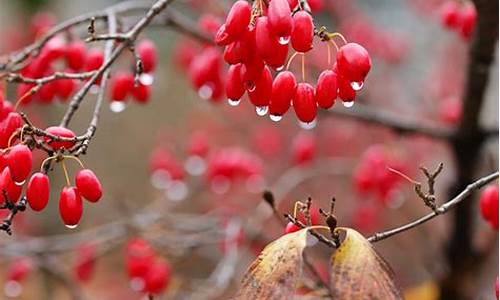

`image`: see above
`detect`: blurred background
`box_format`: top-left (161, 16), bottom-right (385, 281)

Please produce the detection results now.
top-left (0, 0), bottom-right (497, 299)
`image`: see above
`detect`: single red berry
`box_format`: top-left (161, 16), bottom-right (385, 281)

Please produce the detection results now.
top-left (459, 3), bottom-right (477, 40)
top-left (110, 72), bottom-right (134, 101)
top-left (59, 186), bottom-right (83, 227)
top-left (132, 83), bottom-right (151, 104)
top-left (7, 258), bottom-right (32, 283)
top-left (291, 11), bottom-right (314, 53)
top-left (269, 71), bottom-right (296, 117)
top-left (26, 172), bottom-right (50, 211)
top-left (214, 24), bottom-right (236, 46)
top-left (137, 39), bottom-right (157, 73)
top-left (66, 40), bottom-right (87, 71)
top-left (292, 82), bottom-right (317, 123)
top-left (336, 43), bottom-right (371, 83)
top-left (440, 1), bottom-right (461, 29)
top-left (248, 66), bottom-right (273, 108)
top-left (224, 0), bottom-right (251, 38)
top-left (37, 81), bottom-right (57, 104)
top-left (284, 222), bottom-right (300, 234)
top-left (54, 77), bottom-right (76, 100)
top-left (75, 169), bottom-right (103, 203)
top-left (479, 185), bottom-right (499, 230)
top-left (337, 74), bottom-right (356, 103)
top-left (84, 48), bottom-right (104, 72)
top-left (226, 64), bottom-right (246, 101)
top-left (7, 144), bottom-right (32, 183)
top-left (255, 16), bottom-right (288, 69)
top-left (125, 238), bottom-right (155, 279)
top-left (0, 112), bottom-right (22, 148)
top-left (45, 126), bottom-right (76, 150)
top-left (0, 167), bottom-right (22, 204)
top-left (268, 0), bottom-right (293, 41)
top-left (144, 260), bottom-right (171, 295)
top-left (315, 70), bottom-right (338, 109)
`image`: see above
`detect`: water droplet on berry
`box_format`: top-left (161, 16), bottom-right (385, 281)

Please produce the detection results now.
top-left (139, 73), bottom-right (154, 86)
top-left (184, 155), bottom-right (206, 176)
top-left (198, 84), bottom-right (214, 100)
top-left (256, 106), bottom-right (269, 116)
top-left (14, 180), bottom-right (26, 186)
top-left (110, 101), bottom-right (127, 113)
top-left (343, 101), bottom-right (354, 108)
top-left (350, 81), bottom-right (364, 91)
top-left (150, 169), bottom-right (172, 189)
top-left (211, 176), bottom-right (231, 194)
top-left (270, 114), bottom-right (283, 122)
top-left (299, 119), bottom-right (317, 130)
top-left (4, 280), bottom-right (22, 298)
top-left (227, 98), bottom-right (241, 106)
top-left (278, 35), bottom-right (291, 45)
top-left (130, 277), bottom-right (145, 292)
top-left (65, 224), bottom-right (79, 229)
top-left (276, 65), bottom-right (285, 72)
top-left (166, 180), bottom-right (188, 201)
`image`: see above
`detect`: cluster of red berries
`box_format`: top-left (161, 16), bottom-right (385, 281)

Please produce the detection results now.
top-left (0, 122), bottom-right (102, 228)
top-left (16, 37), bottom-right (104, 105)
top-left (353, 145), bottom-right (407, 204)
top-left (440, 1), bottom-right (477, 40)
top-left (479, 184), bottom-right (498, 230)
top-left (125, 238), bottom-right (171, 296)
top-left (108, 39), bottom-right (157, 111)
top-left (215, 0), bottom-right (371, 124)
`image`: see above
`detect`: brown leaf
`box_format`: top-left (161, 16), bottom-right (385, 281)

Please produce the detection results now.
top-left (330, 227), bottom-right (403, 300)
top-left (234, 229), bottom-right (309, 300)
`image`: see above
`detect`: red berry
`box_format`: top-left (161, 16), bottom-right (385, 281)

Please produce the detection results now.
top-left (224, 0), bottom-right (251, 38)
top-left (241, 53), bottom-right (265, 84)
top-left (337, 74), bottom-right (356, 103)
top-left (0, 112), bottom-right (22, 148)
top-left (315, 70), bottom-right (338, 109)
top-left (75, 169), bottom-right (103, 203)
top-left (44, 126), bottom-right (76, 150)
top-left (292, 82), bottom-right (316, 123)
top-left (7, 258), bottom-right (32, 282)
top-left (84, 48), bottom-right (104, 72)
top-left (132, 83), bottom-right (151, 104)
top-left (226, 64), bottom-right (245, 101)
top-left (248, 66), bottom-right (273, 108)
top-left (269, 71), bottom-right (296, 117)
top-left (440, 1), bottom-right (461, 29)
top-left (144, 261), bottom-right (171, 295)
top-left (54, 77), bottom-right (76, 100)
top-left (291, 11), bottom-right (314, 53)
top-left (110, 72), bottom-right (134, 101)
top-left (479, 185), bottom-right (499, 230)
top-left (125, 238), bottom-right (155, 279)
top-left (26, 172), bottom-right (50, 211)
top-left (284, 221), bottom-right (300, 234)
top-left (459, 3), bottom-right (477, 40)
top-left (336, 43), bottom-right (371, 83)
top-left (59, 186), bottom-right (83, 227)
top-left (268, 0), bottom-right (293, 41)
top-left (137, 40), bottom-right (157, 73)
top-left (66, 40), bottom-right (87, 71)
top-left (37, 81), bottom-right (57, 104)
top-left (0, 167), bottom-right (22, 204)
top-left (214, 24), bottom-right (236, 46)
top-left (255, 16), bottom-right (289, 69)
top-left (7, 144), bottom-right (32, 183)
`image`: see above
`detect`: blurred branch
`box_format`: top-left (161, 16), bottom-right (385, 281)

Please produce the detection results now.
top-left (368, 171), bottom-right (498, 243)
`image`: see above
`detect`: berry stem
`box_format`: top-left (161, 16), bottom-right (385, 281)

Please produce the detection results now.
top-left (301, 53), bottom-right (305, 82)
top-left (40, 156), bottom-right (57, 172)
top-left (63, 155), bottom-right (86, 169)
top-left (61, 160), bottom-right (71, 187)
top-left (13, 86), bottom-right (38, 111)
top-left (286, 51), bottom-right (300, 70)
top-left (328, 32), bottom-right (347, 45)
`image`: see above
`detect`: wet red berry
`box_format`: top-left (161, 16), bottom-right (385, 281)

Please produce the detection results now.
top-left (479, 185), bottom-right (498, 230)
top-left (0, 112), bottom-right (22, 148)
top-left (132, 83), bottom-right (151, 104)
top-left (45, 126), bottom-right (76, 150)
top-left (59, 186), bottom-right (83, 227)
top-left (75, 169), bottom-right (103, 203)
top-left (66, 40), bottom-right (87, 71)
top-left (137, 39), bottom-right (157, 73)
top-left (255, 17), bottom-right (288, 69)
top-left (110, 72), bottom-right (134, 101)
top-left (248, 66), bottom-right (273, 108)
top-left (226, 64), bottom-right (245, 101)
top-left (336, 43), bottom-right (371, 83)
top-left (0, 167), bottom-right (22, 204)
top-left (315, 70), bottom-right (338, 109)
top-left (26, 172), bottom-right (50, 211)
top-left (268, 0), bottom-right (293, 41)
top-left (7, 144), bottom-right (32, 183)
top-left (224, 0), bottom-right (251, 38)
top-left (291, 11), bottom-right (314, 53)
top-left (269, 71), bottom-right (296, 117)
top-left (144, 260), bottom-right (171, 295)
top-left (292, 82), bottom-right (316, 123)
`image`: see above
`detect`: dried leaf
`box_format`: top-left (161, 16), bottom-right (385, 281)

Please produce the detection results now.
top-left (234, 229), bottom-right (309, 300)
top-left (330, 227), bottom-right (403, 300)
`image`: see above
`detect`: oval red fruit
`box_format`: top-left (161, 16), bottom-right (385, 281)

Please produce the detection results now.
top-left (479, 185), bottom-right (499, 230)
top-left (248, 66), bottom-right (273, 107)
top-left (268, 0), bottom-right (293, 40)
top-left (110, 72), bottom-right (134, 101)
top-left (336, 42), bottom-right (371, 83)
top-left (0, 167), bottom-right (22, 204)
top-left (66, 40), bottom-right (87, 71)
top-left (75, 169), bottom-right (103, 203)
top-left (315, 70), bottom-right (337, 109)
top-left (291, 11), bottom-right (314, 53)
top-left (226, 64), bottom-right (245, 101)
top-left (59, 186), bottom-right (83, 227)
top-left (292, 82), bottom-right (316, 123)
top-left (7, 144), bottom-right (32, 183)
top-left (26, 172), bottom-right (50, 211)
top-left (225, 0), bottom-right (251, 38)
top-left (132, 83), bottom-right (151, 104)
top-left (45, 126), bottom-right (76, 150)
top-left (144, 261), bottom-right (171, 295)
top-left (137, 40), bottom-right (157, 73)
top-left (269, 71), bottom-right (296, 117)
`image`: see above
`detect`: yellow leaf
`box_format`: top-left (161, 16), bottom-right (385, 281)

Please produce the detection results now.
top-left (234, 229), bottom-right (309, 300)
top-left (404, 280), bottom-right (439, 300)
top-left (330, 227), bottom-right (403, 300)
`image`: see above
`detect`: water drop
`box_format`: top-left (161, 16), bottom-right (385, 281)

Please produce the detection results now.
top-left (227, 98), bottom-right (241, 107)
top-left (211, 176), bottom-right (231, 194)
top-left (278, 35), bottom-right (291, 45)
top-left (139, 73), bottom-right (154, 86)
top-left (65, 224), bottom-right (79, 229)
top-left (184, 156), bottom-right (206, 176)
top-left (110, 101), bottom-right (127, 113)
top-left (198, 84), bottom-right (214, 100)
top-left (130, 278), bottom-right (145, 292)
top-left (275, 65), bottom-right (285, 72)
top-left (350, 81), bottom-right (364, 91)
top-left (256, 106), bottom-right (269, 116)
top-left (269, 114), bottom-right (282, 122)
top-left (14, 180), bottom-right (26, 186)
top-left (299, 119), bottom-right (317, 130)
top-left (4, 280), bottom-right (22, 298)
top-left (166, 180), bottom-right (188, 201)
top-left (150, 169), bottom-right (172, 190)
top-left (343, 101), bottom-right (355, 108)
